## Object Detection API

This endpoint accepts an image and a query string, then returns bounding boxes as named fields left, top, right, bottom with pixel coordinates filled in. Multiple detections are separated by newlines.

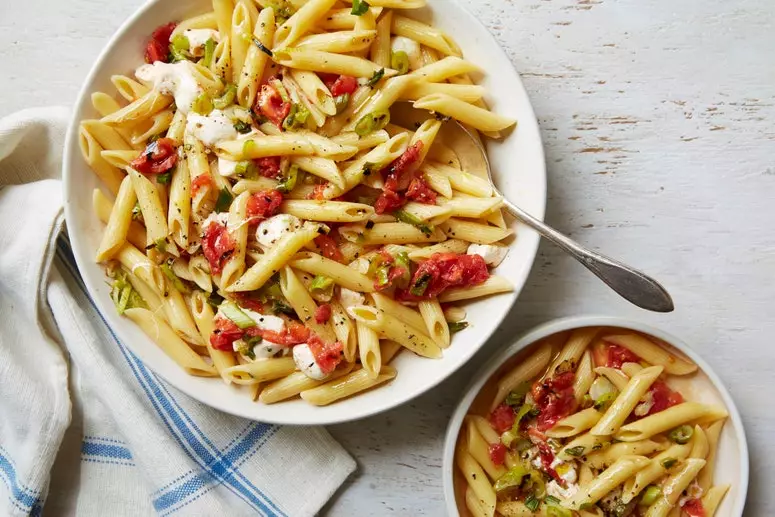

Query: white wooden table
left=2, top=0, right=772, bottom=515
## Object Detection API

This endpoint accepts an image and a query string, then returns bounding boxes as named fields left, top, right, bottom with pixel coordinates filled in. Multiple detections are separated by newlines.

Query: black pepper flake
left=365, top=220, right=375, bottom=230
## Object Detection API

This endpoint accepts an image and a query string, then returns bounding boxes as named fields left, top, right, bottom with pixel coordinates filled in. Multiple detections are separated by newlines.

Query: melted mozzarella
left=242, top=309, right=286, bottom=333
left=390, top=36, right=423, bottom=71
left=183, top=29, right=219, bottom=54
left=200, top=211, right=230, bottom=233
left=546, top=479, right=579, bottom=501
left=293, top=344, right=327, bottom=380
left=135, top=61, right=202, bottom=113
left=467, top=243, right=509, bottom=267
left=252, top=340, right=284, bottom=359
left=218, top=156, right=239, bottom=177
left=256, top=214, right=302, bottom=248
left=186, top=109, right=238, bottom=147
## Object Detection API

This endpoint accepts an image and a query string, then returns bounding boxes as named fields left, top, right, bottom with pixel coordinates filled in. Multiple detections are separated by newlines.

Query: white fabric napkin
left=0, top=108, right=355, bottom=517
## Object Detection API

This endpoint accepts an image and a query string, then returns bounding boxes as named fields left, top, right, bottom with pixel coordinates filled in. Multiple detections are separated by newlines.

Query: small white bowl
left=62, top=0, right=546, bottom=424
left=442, top=316, right=749, bottom=516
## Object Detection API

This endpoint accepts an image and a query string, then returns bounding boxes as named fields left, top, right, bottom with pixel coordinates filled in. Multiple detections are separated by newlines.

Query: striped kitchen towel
left=0, top=108, right=355, bottom=517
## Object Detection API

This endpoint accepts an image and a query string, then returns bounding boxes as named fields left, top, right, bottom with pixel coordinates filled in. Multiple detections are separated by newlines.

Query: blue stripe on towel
left=54, top=237, right=285, bottom=517
left=0, top=447, right=43, bottom=513
left=81, top=440, right=134, bottom=461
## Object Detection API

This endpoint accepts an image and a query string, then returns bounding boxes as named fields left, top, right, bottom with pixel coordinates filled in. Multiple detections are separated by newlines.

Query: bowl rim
left=60, top=0, right=548, bottom=425
left=442, top=315, right=750, bottom=516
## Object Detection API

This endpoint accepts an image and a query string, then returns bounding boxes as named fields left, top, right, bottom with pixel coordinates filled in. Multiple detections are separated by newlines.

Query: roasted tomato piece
left=144, top=22, right=176, bottom=64
left=405, top=176, right=437, bottom=205
left=201, top=221, right=236, bottom=275
left=210, top=317, right=243, bottom=351
left=246, top=189, right=283, bottom=223
left=307, top=335, right=344, bottom=375
left=130, top=137, right=178, bottom=174
left=256, top=83, right=291, bottom=127
left=314, top=234, right=344, bottom=263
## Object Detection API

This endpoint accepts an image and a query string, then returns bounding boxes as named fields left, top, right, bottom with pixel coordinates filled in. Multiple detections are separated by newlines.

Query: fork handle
left=503, top=199, right=674, bottom=313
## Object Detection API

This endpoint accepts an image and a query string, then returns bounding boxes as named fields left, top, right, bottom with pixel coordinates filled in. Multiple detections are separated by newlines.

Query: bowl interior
left=63, top=0, right=546, bottom=425
left=443, top=317, right=748, bottom=516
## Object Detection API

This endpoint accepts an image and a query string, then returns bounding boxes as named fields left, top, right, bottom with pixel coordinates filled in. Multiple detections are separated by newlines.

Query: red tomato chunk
left=531, top=371, right=577, bottom=431
left=307, top=335, right=344, bottom=375
left=210, top=318, right=243, bottom=351
left=256, top=83, right=291, bottom=127
left=256, top=157, right=282, bottom=179
left=644, top=381, right=684, bottom=416
left=682, top=499, right=706, bottom=517
left=605, top=343, right=641, bottom=368
left=144, top=22, right=176, bottom=64
left=405, top=176, right=437, bottom=205
left=201, top=221, right=236, bottom=275
left=130, top=138, right=178, bottom=175
left=489, top=403, right=516, bottom=434
left=246, top=190, right=283, bottom=223
left=314, top=304, right=332, bottom=324
left=314, top=234, right=344, bottom=262
left=488, top=443, right=507, bottom=466
left=398, top=253, right=489, bottom=301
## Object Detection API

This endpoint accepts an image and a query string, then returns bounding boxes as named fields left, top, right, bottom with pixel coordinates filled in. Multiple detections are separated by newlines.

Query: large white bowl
left=62, top=0, right=546, bottom=425
left=443, top=316, right=749, bottom=516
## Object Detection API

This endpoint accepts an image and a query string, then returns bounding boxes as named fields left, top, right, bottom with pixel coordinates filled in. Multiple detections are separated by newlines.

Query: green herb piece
left=233, top=120, right=252, bottom=133
left=375, top=263, right=392, bottom=288
left=272, top=299, right=295, bottom=315
left=109, top=270, right=147, bottom=315
left=564, top=446, right=586, bottom=457
left=213, top=84, right=237, bottom=109
left=153, top=237, right=168, bottom=253
left=544, top=496, right=561, bottom=506
left=283, top=103, right=311, bottom=130
left=192, top=93, right=213, bottom=115
left=156, top=170, right=172, bottom=184
left=409, top=272, right=432, bottom=297
left=243, top=138, right=257, bottom=156
left=581, top=393, right=593, bottom=409
left=251, top=35, right=273, bottom=57
left=515, top=403, right=538, bottom=425
left=448, top=321, right=469, bottom=334
left=160, top=261, right=189, bottom=293
left=366, top=68, right=385, bottom=87
left=594, top=391, right=618, bottom=411
left=391, top=50, right=409, bottom=75
left=524, top=494, right=540, bottom=512
left=219, top=301, right=256, bottom=329
left=640, top=485, right=662, bottom=506
left=354, top=110, right=390, bottom=136
left=214, top=187, right=234, bottom=212
left=234, top=338, right=257, bottom=359
left=660, top=457, right=678, bottom=470
left=505, top=382, right=531, bottom=407
left=351, top=0, right=370, bottom=16
left=545, top=506, right=572, bottom=517
left=277, top=164, right=299, bottom=193
left=206, top=291, right=224, bottom=309
left=334, top=93, right=350, bottom=114
left=392, top=251, right=411, bottom=288
left=202, top=38, right=216, bottom=67
left=234, top=160, right=257, bottom=178
left=394, top=209, right=433, bottom=236
left=668, top=424, right=694, bottom=444
left=169, top=34, right=190, bottom=62
left=493, top=465, right=546, bottom=499
left=310, top=275, right=334, bottom=293
left=269, top=77, right=291, bottom=103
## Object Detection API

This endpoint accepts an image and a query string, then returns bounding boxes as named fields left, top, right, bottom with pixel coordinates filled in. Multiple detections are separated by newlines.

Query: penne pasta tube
left=558, top=432, right=612, bottom=461
left=349, top=306, right=441, bottom=358
left=258, top=362, right=355, bottom=404
left=273, top=47, right=391, bottom=77
left=189, top=290, right=236, bottom=381
left=282, top=199, right=374, bottom=223
left=290, top=251, right=374, bottom=291
left=330, top=299, right=357, bottom=363
left=426, top=161, right=493, bottom=197
left=414, top=93, right=516, bottom=133
left=92, top=189, right=146, bottom=249
left=698, top=419, right=725, bottom=491
left=100, top=90, right=173, bottom=126
left=573, top=350, right=595, bottom=403
left=280, top=266, right=337, bottom=343
left=79, top=126, right=125, bottom=195
left=546, top=408, right=603, bottom=439
left=300, top=366, right=396, bottom=406
left=124, top=308, right=216, bottom=377
left=403, top=82, right=486, bottom=103
left=222, top=357, right=297, bottom=385
left=491, top=342, right=553, bottom=410
left=565, top=455, right=651, bottom=510
left=357, top=320, right=381, bottom=379
left=296, top=29, right=377, bottom=53
left=406, top=238, right=469, bottom=260
left=437, top=196, right=504, bottom=219
left=583, top=439, right=667, bottom=469
left=410, top=56, right=482, bottom=82
left=128, top=168, right=168, bottom=247
left=595, top=366, right=631, bottom=391
left=419, top=298, right=450, bottom=348
left=237, top=7, right=276, bottom=108
left=591, top=365, right=664, bottom=436
left=438, top=275, right=513, bottom=303
left=466, top=419, right=507, bottom=481
left=440, top=218, right=512, bottom=245
left=621, top=442, right=692, bottom=503
left=391, top=15, right=461, bottom=56
left=370, top=292, right=425, bottom=332
left=643, top=459, right=706, bottom=517
left=217, top=134, right=315, bottom=159
left=701, top=485, right=730, bottom=517
left=111, top=74, right=150, bottom=101
left=96, top=175, right=137, bottom=262
left=603, top=334, right=698, bottom=375
left=339, top=222, right=446, bottom=245
left=455, top=442, right=496, bottom=517
left=273, top=0, right=338, bottom=48
left=615, top=403, right=729, bottom=442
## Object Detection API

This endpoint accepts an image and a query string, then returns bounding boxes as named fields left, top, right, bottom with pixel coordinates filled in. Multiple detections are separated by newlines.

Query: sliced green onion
left=243, top=138, right=257, bottom=156
left=283, top=103, right=311, bottom=130
left=545, top=505, right=572, bottom=517
left=515, top=402, right=538, bottom=424
left=564, top=445, right=586, bottom=457
left=271, top=299, right=295, bottom=315
left=640, top=485, right=662, bottom=506
left=156, top=170, right=172, bottom=184
left=505, top=382, right=531, bottom=407
left=109, top=270, right=147, bottom=315
left=269, top=77, right=291, bottom=103
left=394, top=209, right=433, bottom=236
left=277, top=164, right=299, bottom=193
left=392, top=251, right=412, bottom=288
left=213, top=84, right=237, bottom=109
left=153, top=237, right=168, bottom=253
left=234, top=160, right=257, bottom=178
left=661, top=457, right=678, bottom=470
left=233, top=120, right=252, bottom=133
left=192, top=93, right=213, bottom=115
left=310, top=275, right=334, bottom=292
left=375, top=264, right=392, bottom=288
left=354, top=109, right=390, bottom=136
left=391, top=50, right=410, bottom=75
left=169, top=34, right=190, bottom=61
left=234, top=338, right=257, bottom=359
left=202, top=38, right=216, bottom=67
left=219, top=301, right=256, bottom=329
left=668, top=424, right=694, bottom=444
left=366, top=68, right=385, bottom=87
left=448, top=321, right=469, bottom=334
left=594, top=391, right=618, bottom=411
left=524, top=494, right=540, bottom=512
left=493, top=464, right=530, bottom=492
left=334, top=93, right=350, bottom=114
left=544, top=496, right=561, bottom=506
left=214, top=187, right=234, bottom=212
left=161, top=261, right=189, bottom=293
left=350, top=0, right=370, bottom=16
left=409, top=272, right=432, bottom=296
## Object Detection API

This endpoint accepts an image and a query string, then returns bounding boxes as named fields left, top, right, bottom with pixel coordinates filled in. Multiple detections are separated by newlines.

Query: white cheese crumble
left=467, top=243, right=509, bottom=267
left=292, top=344, right=327, bottom=380
left=339, top=287, right=366, bottom=315
left=546, top=479, right=579, bottom=501
left=256, top=214, right=302, bottom=248
left=200, top=211, right=230, bottom=232
left=218, top=156, right=239, bottom=177
left=390, top=36, right=423, bottom=71
left=186, top=109, right=238, bottom=147
left=135, top=61, right=202, bottom=113
left=183, top=29, right=219, bottom=56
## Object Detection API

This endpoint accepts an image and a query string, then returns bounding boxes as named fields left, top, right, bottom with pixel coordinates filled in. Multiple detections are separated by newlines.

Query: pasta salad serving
left=79, top=0, right=519, bottom=406
left=454, top=327, right=731, bottom=517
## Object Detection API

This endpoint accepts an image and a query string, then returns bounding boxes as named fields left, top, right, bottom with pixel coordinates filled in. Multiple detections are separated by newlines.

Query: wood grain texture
left=1, top=0, right=772, bottom=515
